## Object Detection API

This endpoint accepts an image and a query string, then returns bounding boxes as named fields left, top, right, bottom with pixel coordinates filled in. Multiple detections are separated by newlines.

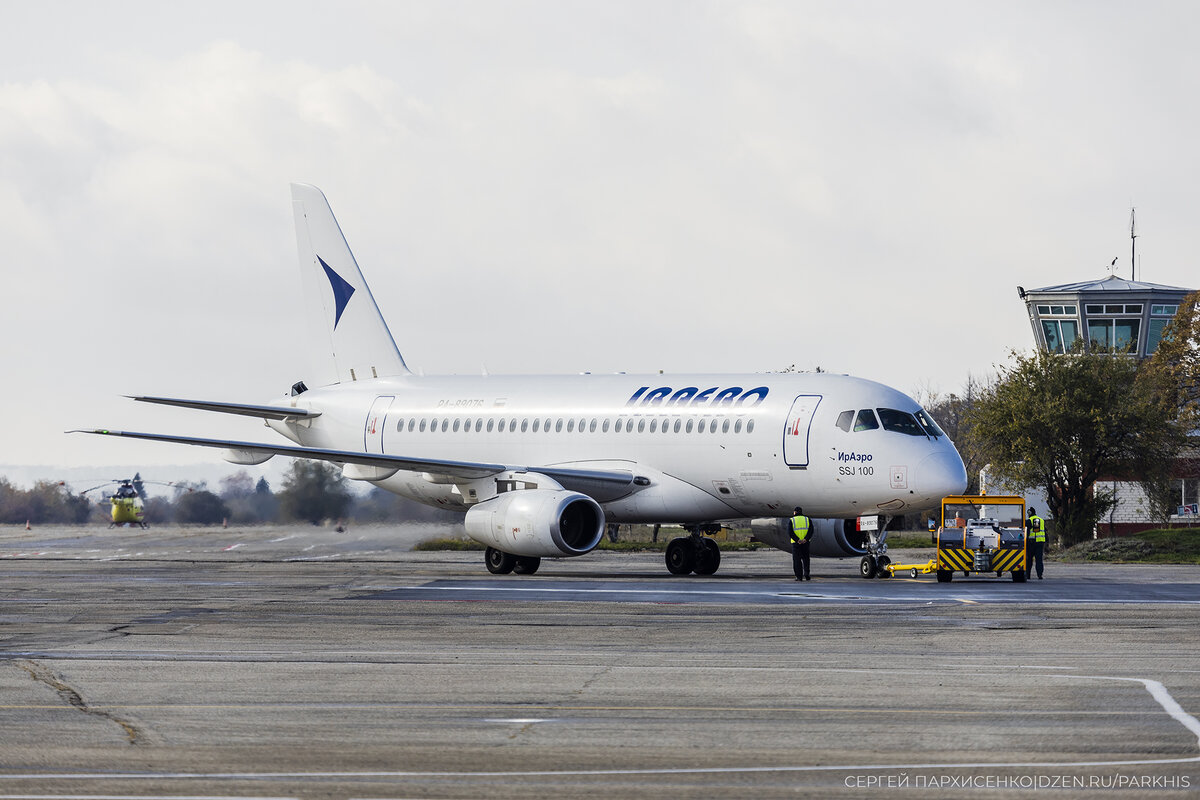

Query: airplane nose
left=914, top=449, right=968, bottom=499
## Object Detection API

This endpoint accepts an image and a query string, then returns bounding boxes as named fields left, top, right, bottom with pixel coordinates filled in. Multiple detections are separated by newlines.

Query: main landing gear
left=484, top=546, right=541, bottom=575
left=665, top=524, right=722, bottom=576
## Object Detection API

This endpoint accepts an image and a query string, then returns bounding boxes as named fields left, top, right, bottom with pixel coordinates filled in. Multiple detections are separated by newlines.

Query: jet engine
left=750, top=517, right=873, bottom=558
left=464, top=490, right=605, bottom=558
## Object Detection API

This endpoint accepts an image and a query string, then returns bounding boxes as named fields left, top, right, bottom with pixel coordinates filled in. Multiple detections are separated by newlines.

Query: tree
left=1145, top=291, right=1200, bottom=429
left=278, top=461, right=352, bottom=524
left=917, top=374, right=987, bottom=495
left=0, top=479, right=91, bottom=524
left=218, top=471, right=278, bottom=523
left=219, top=471, right=255, bottom=500
left=966, top=347, right=1187, bottom=546
left=174, top=490, right=230, bottom=525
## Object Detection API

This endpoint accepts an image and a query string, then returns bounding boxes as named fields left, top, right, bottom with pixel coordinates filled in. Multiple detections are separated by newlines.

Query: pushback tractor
left=875, top=494, right=1029, bottom=581
left=933, top=495, right=1027, bottom=582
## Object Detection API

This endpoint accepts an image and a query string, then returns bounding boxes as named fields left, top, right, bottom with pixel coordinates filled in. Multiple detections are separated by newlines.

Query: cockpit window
left=914, top=409, right=943, bottom=438
left=836, top=410, right=854, bottom=432
left=877, top=408, right=925, bottom=436
left=853, top=409, right=879, bottom=431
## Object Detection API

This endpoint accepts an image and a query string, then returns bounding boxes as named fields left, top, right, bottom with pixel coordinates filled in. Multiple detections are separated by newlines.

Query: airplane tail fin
left=291, top=183, right=411, bottom=386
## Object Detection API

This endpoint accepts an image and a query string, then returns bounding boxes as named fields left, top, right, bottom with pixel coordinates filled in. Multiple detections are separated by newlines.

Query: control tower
left=1017, top=275, right=1193, bottom=357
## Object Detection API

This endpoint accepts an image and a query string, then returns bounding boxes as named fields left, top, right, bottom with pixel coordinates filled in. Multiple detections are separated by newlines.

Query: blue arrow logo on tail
left=318, top=256, right=356, bottom=329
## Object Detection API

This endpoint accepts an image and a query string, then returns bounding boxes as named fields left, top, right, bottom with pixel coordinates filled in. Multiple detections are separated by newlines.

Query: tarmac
left=1, top=523, right=1199, bottom=798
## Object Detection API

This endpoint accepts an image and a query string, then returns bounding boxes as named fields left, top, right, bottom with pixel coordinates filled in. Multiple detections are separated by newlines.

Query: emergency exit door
left=364, top=395, right=394, bottom=453
left=783, top=394, right=822, bottom=468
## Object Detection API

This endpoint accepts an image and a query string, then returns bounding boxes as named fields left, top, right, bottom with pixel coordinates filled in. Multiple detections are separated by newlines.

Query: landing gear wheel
left=1012, top=570, right=1027, bottom=583
left=485, top=546, right=516, bottom=575
left=859, top=556, right=878, bottom=579
left=936, top=568, right=953, bottom=583
left=876, top=555, right=891, bottom=578
left=666, top=537, right=696, bottom=575
left=513, top=556, right=541, bottom=575
left=693, top=538, right=721, bottom=575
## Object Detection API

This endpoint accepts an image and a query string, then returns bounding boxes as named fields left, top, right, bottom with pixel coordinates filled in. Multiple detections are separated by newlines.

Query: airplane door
left=364, top=395, right=394, bottom=453
left=783, top=394, right=822, bottom=468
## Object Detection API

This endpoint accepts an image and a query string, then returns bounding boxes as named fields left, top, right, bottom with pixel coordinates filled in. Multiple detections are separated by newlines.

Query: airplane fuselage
left=267, top=371, right=966, bottom=523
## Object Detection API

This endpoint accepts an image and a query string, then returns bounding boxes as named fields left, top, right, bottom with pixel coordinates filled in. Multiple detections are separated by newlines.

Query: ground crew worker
left=1026, top=507, right=1046, bottom=580
left=790, top=506, right=812, bottom=581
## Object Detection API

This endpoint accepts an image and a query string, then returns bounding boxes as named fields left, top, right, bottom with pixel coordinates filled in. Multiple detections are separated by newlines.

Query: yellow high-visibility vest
left=790, top=515, right=812, bottom=543
left=1028, top=515, right=1046, bottom=543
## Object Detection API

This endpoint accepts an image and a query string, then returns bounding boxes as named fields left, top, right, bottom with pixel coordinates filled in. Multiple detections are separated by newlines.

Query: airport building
left=1018, top=275, right=1191, bottom=358
left=1017, top=273, right=1198, bottom=535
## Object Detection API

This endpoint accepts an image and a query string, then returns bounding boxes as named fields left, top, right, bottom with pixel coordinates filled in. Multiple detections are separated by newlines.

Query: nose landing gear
left=857, top=530, right=891, bottom=579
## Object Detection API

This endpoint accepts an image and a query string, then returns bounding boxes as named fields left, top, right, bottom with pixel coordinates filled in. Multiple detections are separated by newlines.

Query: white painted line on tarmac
left=1051, top=674, right=1200, bottom=747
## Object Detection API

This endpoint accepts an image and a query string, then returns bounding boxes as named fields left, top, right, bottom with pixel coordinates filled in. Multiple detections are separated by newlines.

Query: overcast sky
left=3, top=0, right=1198, bottom=475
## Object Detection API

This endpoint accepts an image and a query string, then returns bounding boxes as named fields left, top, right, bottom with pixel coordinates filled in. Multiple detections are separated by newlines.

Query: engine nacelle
left=750, top=517, right=873, bottom=557
left=464, top=490, right=605, bottom=558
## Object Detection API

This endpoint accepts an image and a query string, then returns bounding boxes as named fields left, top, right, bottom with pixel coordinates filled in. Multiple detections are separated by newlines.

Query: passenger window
left=615, top=419, right=623, bottom=433
left=475, top=419, right=483, bottom=432
left=453, top=419, right=461, bottom=432
left=603, top=419, right=610, bottom=433
left=590, top=419, right=597, bottom=433
left=686, top=420, right=694, bottom=433
left=408, top=419, right=415, bottom=432
left=877, top=408, right=925, bottom=436
left=649, top=419, right=658, bottom=433
left=638, top=419, right=646, bottom=433
left=556, top=419, right=563, bottom=433
left=747, top=420, right=755, bottom=433
left=395, top=419, right=404, bottom=432
left=441, top=419, right=449, bottom=432
left=853, top=410, right=879, bottom=432
left=674, top=419, right=682, bottom=433
left=836, top=410, right=854, bottom=432
left=521, top=419, right=529, bottom=432
left=709, top=419, right=718, bottom=433
left=532, top=419, right=541, bottom=433
left=722, top=419, right=730, bottom=433
left=487, top=419, right=495, bottom=432
left=419, top=419, right=427, bottom=432
left=734, top=419, right=743, bottom=433
left=544, top=418, right=552, bottom=431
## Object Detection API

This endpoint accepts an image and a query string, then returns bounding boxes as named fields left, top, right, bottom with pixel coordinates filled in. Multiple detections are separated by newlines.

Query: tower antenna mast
left=1130, top=207, right=1137, bottom=281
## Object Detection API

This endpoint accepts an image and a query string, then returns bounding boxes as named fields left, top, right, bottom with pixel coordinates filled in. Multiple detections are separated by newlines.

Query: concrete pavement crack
left=16, top=659, right=145, bottom=745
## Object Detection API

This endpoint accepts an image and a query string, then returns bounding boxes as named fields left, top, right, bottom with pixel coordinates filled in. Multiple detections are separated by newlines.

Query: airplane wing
left=129, top=396, right=319, bottom=421
left=70, top=429, right=638, bottom=498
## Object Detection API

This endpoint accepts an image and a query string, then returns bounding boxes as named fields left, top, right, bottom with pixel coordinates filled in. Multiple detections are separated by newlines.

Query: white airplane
left=79, top=184, right=967, bottom=576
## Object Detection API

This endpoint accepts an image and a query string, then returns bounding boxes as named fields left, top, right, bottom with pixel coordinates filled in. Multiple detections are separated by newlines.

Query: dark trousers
left=792, top=541, right=810, bottom=579
left=1026, top=541, right=1044, bottom=578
